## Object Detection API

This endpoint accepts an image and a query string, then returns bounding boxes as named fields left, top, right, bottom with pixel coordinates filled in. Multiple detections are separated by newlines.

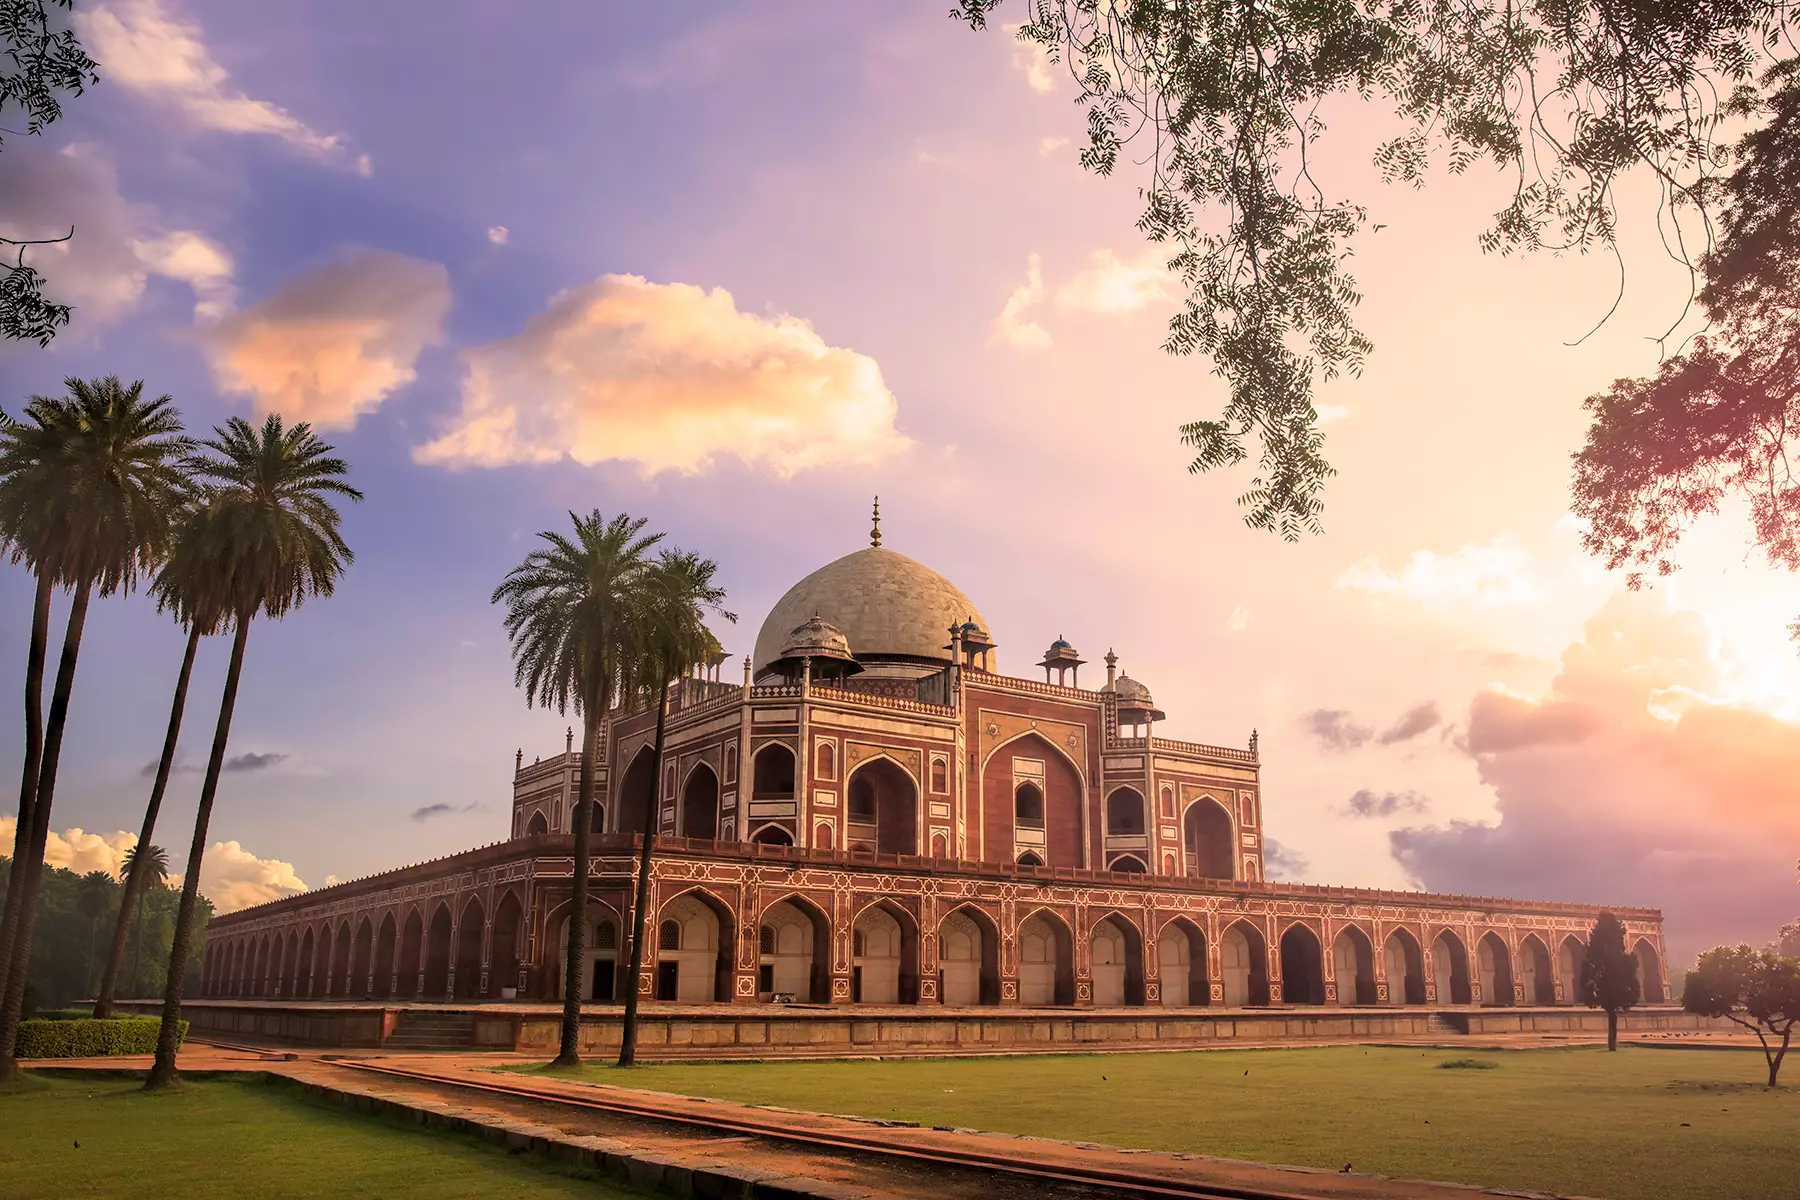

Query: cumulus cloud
left=410, top=801, right=478, bottom=822
left=200, top=840, right=308, bottom=912
left=414, top=273, right=908, bottom=475
left=1377, top=701, right=1442, bottom=745
left=1009, top=27, right=1056, bottom=92
left=204, top=248, right=450, bottom=429
left=0, top=816, right=136, bottom=877
left=1299, top=708, right=1373, bottom=752
left=1342, top=789, right=1432, bottom=818
left=993, top=253, right=1052, bottom=349
left=76, top=0, right=349, bottom=160
left=1054, top=248, right=1178, bottom=315
left=486, top=225, right=509, bottom=245
left=224, top=751, right=287, bottom=772
left=1262, top=839, right=1310, bottom=882
left=0, top=144, right=232, bottom=332
left=1390, top=592, right=1800, bottom=971
left=1337, top=536, right=1543, bottom=608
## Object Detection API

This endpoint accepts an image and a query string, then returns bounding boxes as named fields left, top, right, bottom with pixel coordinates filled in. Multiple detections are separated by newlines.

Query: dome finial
left=870, top=495, right=882, bottom=547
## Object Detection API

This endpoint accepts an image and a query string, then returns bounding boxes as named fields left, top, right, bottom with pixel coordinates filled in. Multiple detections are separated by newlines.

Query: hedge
left=16, top=1016, right=187, bottom=1058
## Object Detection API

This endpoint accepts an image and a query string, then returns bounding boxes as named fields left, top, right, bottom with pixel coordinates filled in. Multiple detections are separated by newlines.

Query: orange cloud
left=1392, top=593, right=1800, bottom=970
left=0, top=818, right=306, bottom=914
left=414, top=273, right=909, bottom=475
left=204, top=249, right=450, bottom=429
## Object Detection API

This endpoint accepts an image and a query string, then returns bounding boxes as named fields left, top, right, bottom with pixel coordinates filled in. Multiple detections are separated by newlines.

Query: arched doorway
left=939, top=906, right=999, bottom=1005
left=1280, top=924, right=1326, bottom=1005
left=1477, top=932, right=1515, bottom=1006
left=1383, top=930, right=1425, bottom=1004
left=253, top=938, right=269, bottom=997
left=1432, top=931, right=1472, bottom=1004
left=1156, top=919, right=1208, bottom=1006
left=294, top=928, right=314, bottom=997
left=454, top=896, right=486, bottom=998
left=1519, top=934, right=1554, bottom=1004
left=1635, top=939, right=1666, bottom=1002
left=423, top=904, right=453, bottom=999
left=312, top=926, right=332, bottom=996
left=1012, top=782, right=1045, bottom=861
left=655, top=891, right=731, bottom=1002
left=372, top=914, right=397, bottom=1000
left=397, top=910, right=423, bottom=999
left=1106, top=788, right=1145, bottom=834
left=758, top=897, right=830, bottom=1003
left=330, top=922, right=353, bottom=997
left=1018, top=910, right=1074, bottom=1005
left=351, top=919, right=374, bottom=998
left=525, top=810, right=549, bottom=837
left=680, top=763, right=720, bottom=840
left=1183, top=799, right=1234, bottom=879
left=617, top=747, right=657, bottom=835
left=1090, top=914, right=1145, bottom=1005
left=1331, top=926, right=1377, bottom=1005
left=589, top=913, right=619, bottom=1000
left=752, top=742, right=796, bottom=799
left=845, top=758, right=918, bottom=855
left=853, top=902, right=918, bottom=1004
left=490, top=891, right=523, bottom=999
left=1557, top=936, right=1584, bottom=1004
left=1221, top=920, right=1270, bottom=1005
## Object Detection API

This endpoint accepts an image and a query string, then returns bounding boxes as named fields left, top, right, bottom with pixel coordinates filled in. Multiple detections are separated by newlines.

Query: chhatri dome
left=752, top=499, right=994, bottom=678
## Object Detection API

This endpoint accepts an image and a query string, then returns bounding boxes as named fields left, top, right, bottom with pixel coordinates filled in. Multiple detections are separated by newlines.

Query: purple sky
left=1, top=0, right=1795, bottom=967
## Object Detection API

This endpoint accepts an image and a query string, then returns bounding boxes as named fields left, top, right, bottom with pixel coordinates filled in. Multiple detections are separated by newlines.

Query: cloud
left=1390, top=592, right=1800, bottom=971
left=1299, top=708, right=1373, bottom=752
left=139, top=755, right=198, bottom=778
left=1226, top=603, right=1252, bottom=634
left=486, top=225, right=509, bottom=245
left=1342, top=789, right=1432, bottom=818
left=0, top=144, right=232, bottom=332
left=1337, top=536, right=1543, bottom=609
left=0, top=816, right=135, bottom=877
left=131, top=229, right=235, bottom=320
left=204, top=248, right=451, bottom=429
left=1377, top=701, right=1442, bottom=745
left=1262, top=839, right=1310, bottom=882
left=410, top=801, right=478, bottom=822
left=224, top=751, right=287, bottom=772
left=75, top=0, right=349, bottom=160
left=1009, top=27, right=1056, bottom=92
left=199, top=840, right=308, bottom=912
left=1054, top=248, right=1178, bottom=315
left=993, top=253, right=1052, bottom=349
left=414, top=273, right=909, bottom=475
left=1038, top=136, right=1068, bottom=155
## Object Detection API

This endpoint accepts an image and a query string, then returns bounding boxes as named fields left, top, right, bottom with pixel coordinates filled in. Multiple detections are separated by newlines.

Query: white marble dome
left=753, top=547, right=992, bottom=675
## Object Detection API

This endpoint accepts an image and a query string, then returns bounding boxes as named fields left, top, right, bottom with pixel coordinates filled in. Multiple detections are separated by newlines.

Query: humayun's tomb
left=188, top=523, right=1677, bottom=1054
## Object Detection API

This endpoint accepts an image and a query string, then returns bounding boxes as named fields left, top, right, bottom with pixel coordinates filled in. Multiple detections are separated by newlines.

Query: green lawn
left=516, top=1046, right=1798, bottom=1200
left=0, top=1073, right=645, bottom=1200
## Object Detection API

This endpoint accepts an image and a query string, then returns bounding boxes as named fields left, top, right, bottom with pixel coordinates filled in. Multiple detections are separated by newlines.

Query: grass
left=0, top=1073, right=646, bottom=1200
left=508, top=1046, right=1798, bottom=1200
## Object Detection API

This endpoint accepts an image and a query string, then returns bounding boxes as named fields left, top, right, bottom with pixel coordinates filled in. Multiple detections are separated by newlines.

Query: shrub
left=1438, top=1058, right=1498, bottom=1070
left=15, top=1016, right=186, bottom=1058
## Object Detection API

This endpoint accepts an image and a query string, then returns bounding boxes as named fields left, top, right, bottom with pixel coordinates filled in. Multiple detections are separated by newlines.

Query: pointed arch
left=617, top=745, right=658, bottom=835
left=397, top=908, right=424, bottom=999
left=845, top=755, right=919, bottom=855
left=751, top=741, right=796, bottom=799
left=1518, top=933, right=1555, bottom=1004
left=1430, top=928, right=1473, bottom=1004
left=981, top=731, right=1086, bottom=868
left=1220, top=918, right=1270, bottom=1006
left=1634, top=938, right=1666, bottom=1003
left=1105, top=786, right=1146, bottom=834
left=1156, top=916, right=1209, bottom=1006
left=853, top=898, right=920, bottom=1004
left=1383, top=928, right=1426, bottom=1004
left=329, top=921, right=353, bottom=997
left=1089, top=910, right=1147, bottom=1005
left=1556, top=934, right=1585, bottom=1005
left=294, top=927, right=315, bottom=997
left=372, top=913, right=398, bottom=1000
left=656, top=887, right=734, bottom=1002
left=1107, top=854, right=1149, bottom=874
left=1477, top=931, right=1516, bottom=1006
left=750, top=823, right=794, bottom=847
left=423, top=902, right=453, bottom=998
left=758, top=892, right=831, bottom=1003
left=938, top=904, right=1000, bottom=1006
left=1279, top=921, right=1326, bottom=1005
left=1017, top=907, right=1076, bottom=1005
left=525, top=810, right=549, bottom=837
left=1182, top=796, right=1235, bottom=880
left=679, top=761, right=721, bottom=840
left=455, top=894, right=487, bottom=998
left=1331, top=924, right=1377, bottom=1005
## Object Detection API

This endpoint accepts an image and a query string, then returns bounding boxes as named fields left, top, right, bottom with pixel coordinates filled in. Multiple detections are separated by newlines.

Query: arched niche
left=1156, top=918, right=1209, bottom=1006
left=1431, top=930, right=1473, bottom=1004
left=1634, top=939, right=1665, bottom=1003
left=1106, top=787, right=1146, bottom=835
left=853, top=901, right=919, bottom=1004
left=1279, top=923, right=1326, bottom=1005
left=939, top=906, right=999, bottom=1006
left=1220, top=920, right=1270, bottom=1006
left=1183, top=797, right=1235, bottom=880
left=655, top=890, right=733, bottom=1002
left=1331, top=925, right=1377, bottom=1005
left=980, top=733, right=1085, bottom=868
left=758, top=896, right=831, bottom=1003
left=680, top=762, right=721, bottom=840
left=1383, top=929, right=1426, bottom=1004
left=1018, top=909, right=1075, bottom=1006
left=1477, top=932, right=1515, bottom=1006
left=845, top=757, right=918, bottom=855
left=752, top=742, right=796, bottom=798
left=1519, top=933, right=1555, bottom=1005
left=1090, top=913, right=1146, bottom=1006
left=616, top=746, right=657, bottom=836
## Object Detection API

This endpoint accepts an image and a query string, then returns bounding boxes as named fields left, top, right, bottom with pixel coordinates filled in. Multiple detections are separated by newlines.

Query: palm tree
left=75, top=871, right=118, bottom=998
left=618, top=548, right=730, bottom=1068
left=119, top=844, right=170, bottom=998
left=493, top=511, right=664, bottom=1067
left=145, top=416, right=359, bottom=1089
left=0, top=377, right=189, bottom=1081
left=94, top=508, right=227, bottom=1018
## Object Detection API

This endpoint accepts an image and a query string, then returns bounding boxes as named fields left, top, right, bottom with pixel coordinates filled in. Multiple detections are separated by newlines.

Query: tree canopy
left=1578, top=910, right=1642, bottom=1050
left=957, top=1, right=1797, bottom=537
left=1684, top=943, right=1800, bottom=1085
left=1, top=0, right=99, bottom=345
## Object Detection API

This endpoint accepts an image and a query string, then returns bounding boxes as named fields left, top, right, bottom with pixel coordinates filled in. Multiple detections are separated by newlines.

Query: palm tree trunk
left=147, top=616, right=250, bottom=1090
left=0, top=579, right=92, bottom=1079
left=0, top=573, right=53, bottom=1007
left=94, top=624, right=201, bottom=1018
left=553, top=703, right=601, bottom=1067
left=618, top=671, right=670, bottom=1068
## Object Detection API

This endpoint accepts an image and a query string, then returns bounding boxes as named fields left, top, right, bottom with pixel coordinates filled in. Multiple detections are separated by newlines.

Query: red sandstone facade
left=203, top=539, right=1670, bottom=1015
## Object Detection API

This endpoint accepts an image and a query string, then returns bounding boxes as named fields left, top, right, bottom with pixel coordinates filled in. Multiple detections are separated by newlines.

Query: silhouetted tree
left=1684, top=945, right=1800, bottom=1086
left=958, top=3, right=1797, bottom=535
left=1579, top=911, right=1642, bottom=1051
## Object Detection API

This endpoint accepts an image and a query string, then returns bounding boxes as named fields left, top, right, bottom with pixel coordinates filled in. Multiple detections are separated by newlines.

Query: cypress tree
left=1579, top=911, right=1642, bottom=1051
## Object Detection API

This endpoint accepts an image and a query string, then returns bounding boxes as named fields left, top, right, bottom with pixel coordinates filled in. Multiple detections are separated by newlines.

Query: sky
left=1, top=0, right=1796, bottom=971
